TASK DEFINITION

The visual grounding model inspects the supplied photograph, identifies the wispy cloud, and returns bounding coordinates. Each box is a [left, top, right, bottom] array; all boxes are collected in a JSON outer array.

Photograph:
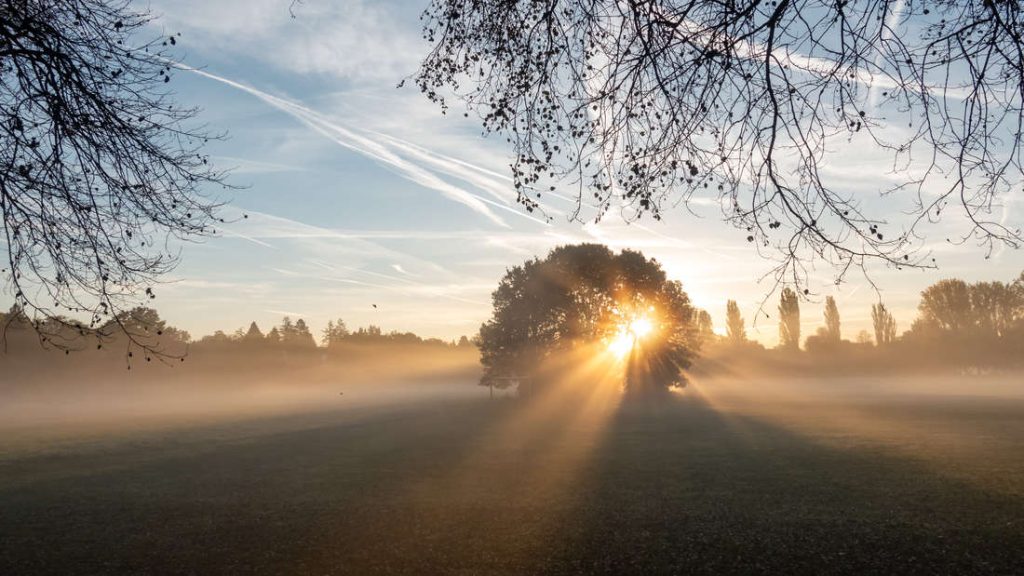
[[180, 66, 531, 227]]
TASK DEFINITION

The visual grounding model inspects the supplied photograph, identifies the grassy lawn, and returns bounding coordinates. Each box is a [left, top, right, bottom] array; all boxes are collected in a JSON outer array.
[[2, 379, 1023, 575]]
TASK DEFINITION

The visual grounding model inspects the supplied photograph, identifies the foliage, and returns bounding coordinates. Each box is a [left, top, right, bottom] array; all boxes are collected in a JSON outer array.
[[478, 244, 701, 392], [778, 288, 800, 350], [694, 309, 716, 345], [823, 296, 841, 343], [912, 277, 1024, 339], [725, 300, 746, 344], [243, 322, 264, 342], [322, 318, 349, 347], [871, 303, 897, 347]]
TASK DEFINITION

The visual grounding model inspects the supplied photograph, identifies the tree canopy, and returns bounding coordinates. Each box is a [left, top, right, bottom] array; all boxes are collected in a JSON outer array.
[[478, 244, 702, 393], [415, 0, 1023, 285]]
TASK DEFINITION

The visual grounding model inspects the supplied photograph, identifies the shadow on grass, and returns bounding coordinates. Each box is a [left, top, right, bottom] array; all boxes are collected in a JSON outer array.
[[1, 391, 1023, 575], [550, 391, 1024, 575]]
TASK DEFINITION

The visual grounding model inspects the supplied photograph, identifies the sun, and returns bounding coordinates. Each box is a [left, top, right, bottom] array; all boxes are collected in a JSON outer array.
[[629, 317, 653, 339], [608, 314, 656, 357]]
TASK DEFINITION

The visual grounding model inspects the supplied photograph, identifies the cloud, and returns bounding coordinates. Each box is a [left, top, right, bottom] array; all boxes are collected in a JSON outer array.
[[178, 66, 563, 229], [181, 67, 516, 227], [151, 0, 423, 83]]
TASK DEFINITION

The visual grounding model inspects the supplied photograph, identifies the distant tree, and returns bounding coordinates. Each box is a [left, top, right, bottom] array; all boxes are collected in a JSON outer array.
[[457, 335, 472, 348], [823, 297, 841, 343], [273, 316, 315, 348], [1015, 273, 1024, 331], [265, 327, 281, 345], [871, 303, 897, 347], [969, 281, 1020, 338], [199, 330, 232, 346], [291, 319, 317, 349], [244, 322, 264, 342], [279, 317, 295, 341], [100, 307, 189, 359], [856, 330, 873, 346], [0, 0, 226, 347], [778, 288, 801, 350], [387, 331, 423, 345], [804, 326, 832, 354], [415, 1, 1024, 284], [478, 244, 701, 392], [695, 310, 716, 345], [918, 280, 973, 333], [725, 300, 746, 345], [322, 319, 349, 347]]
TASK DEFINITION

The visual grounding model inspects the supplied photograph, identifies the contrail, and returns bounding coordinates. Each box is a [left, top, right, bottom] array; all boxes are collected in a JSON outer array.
[[180, 65, 547, 228]]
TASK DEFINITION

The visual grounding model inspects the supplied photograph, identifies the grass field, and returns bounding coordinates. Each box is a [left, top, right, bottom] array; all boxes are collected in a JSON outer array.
[[2, 376, 1023, 575]]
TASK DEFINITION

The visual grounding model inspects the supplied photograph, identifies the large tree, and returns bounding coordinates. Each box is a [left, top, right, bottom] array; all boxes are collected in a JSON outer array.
[[478, 244, 701, 392], [415, 0, 1023, 285], [1, 0, 225, 352]]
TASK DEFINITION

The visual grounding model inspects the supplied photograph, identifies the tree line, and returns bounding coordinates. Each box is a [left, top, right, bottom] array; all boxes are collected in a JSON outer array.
[[708, 272, 1024, 371], [0, 306, 475, 363]]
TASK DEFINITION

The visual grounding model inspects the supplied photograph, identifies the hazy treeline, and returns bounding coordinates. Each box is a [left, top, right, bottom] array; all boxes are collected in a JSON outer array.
[[3, 272, 1023, 385], [194, 317, 475, 352], [700, 273, 1024, 375], [0, 307, 475, 354], [0, 308, 479, 389]]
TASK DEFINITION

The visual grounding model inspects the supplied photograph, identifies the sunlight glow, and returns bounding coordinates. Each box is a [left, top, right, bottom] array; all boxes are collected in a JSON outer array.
[[608, 331, 636, 358], [608, 314, 656, 358], [629, 317, 653, 339]]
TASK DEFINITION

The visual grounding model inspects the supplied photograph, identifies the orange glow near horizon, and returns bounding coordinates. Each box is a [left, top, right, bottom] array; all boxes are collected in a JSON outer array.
[[608, 313, 656, 358]]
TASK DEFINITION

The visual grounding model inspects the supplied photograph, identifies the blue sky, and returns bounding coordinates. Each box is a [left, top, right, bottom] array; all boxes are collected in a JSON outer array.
[[30, 0, 1023, 344]]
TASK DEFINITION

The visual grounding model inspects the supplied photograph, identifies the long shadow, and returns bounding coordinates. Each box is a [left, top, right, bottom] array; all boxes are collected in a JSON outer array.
[[547, 391, 1024, 575], [3, 389, 1024, 575]]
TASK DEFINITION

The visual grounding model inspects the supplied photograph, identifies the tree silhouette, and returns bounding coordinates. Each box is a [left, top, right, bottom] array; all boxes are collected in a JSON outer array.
[[415, 1, 1023, 285], [778, 288, 800, 350], [0, 0, 226, 352], [969, 281, 1020, 338], [917, 279, 973, 333], [823, 296, 841, 343], [725, 300, 746, 344], [243, 321, 264, 342], [292, 319, 316, 348], [871, 303, 897, 347], [694, 309, 716, 345], [322, 318, 349, 348], [478, 244, 701, 392], [99, 306, 189, 360]]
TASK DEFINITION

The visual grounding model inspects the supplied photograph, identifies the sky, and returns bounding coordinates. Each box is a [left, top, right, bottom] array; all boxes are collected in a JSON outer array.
[[20, 0, 1024, 345]]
